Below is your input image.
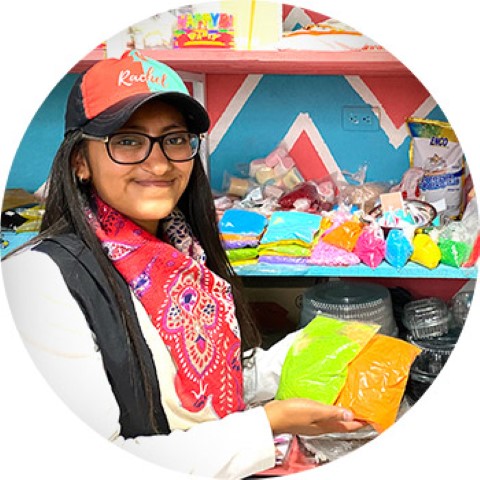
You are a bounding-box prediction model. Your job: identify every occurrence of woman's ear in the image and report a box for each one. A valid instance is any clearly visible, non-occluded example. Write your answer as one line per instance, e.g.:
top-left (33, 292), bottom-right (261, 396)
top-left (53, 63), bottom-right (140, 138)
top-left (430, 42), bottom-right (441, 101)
top-left (72, 147), bottom-right (91, 182)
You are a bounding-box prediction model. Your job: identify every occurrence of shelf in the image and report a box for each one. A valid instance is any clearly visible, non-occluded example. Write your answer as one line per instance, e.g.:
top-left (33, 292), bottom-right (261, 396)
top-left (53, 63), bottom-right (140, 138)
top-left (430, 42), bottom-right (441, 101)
top-left (234, 261), bottom-right (477, 279)
top-left (3, 231), bottom-right (475, 279)
top-left (70, 48), bottom-right (412, 76)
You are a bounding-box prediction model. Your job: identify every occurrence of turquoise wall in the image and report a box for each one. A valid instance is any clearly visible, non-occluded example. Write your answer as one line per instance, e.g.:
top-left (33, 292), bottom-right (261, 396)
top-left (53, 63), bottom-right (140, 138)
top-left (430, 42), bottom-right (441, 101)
top-left (7, 74), bottom-right (78, 192)
top-left (6, 72), bottom-right (448, 193)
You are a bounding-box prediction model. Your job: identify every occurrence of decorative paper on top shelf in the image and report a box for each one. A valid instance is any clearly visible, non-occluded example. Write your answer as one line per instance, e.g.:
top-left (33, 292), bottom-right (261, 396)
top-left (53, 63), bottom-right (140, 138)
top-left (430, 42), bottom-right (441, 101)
top-left (174, 10), bottom-right (235, 49)
top-left (106, 1), bottom-right (282, 56)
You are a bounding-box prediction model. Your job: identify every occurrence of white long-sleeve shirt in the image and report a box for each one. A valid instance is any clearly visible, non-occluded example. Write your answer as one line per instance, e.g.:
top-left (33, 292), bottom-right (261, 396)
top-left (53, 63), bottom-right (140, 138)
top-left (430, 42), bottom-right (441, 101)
top-left (2, 249), bottom-right (298, 479)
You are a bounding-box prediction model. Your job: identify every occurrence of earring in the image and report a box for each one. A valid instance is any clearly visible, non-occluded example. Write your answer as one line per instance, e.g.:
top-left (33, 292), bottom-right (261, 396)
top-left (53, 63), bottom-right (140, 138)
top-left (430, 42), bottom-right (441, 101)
top-left (74, 172), bottom-right (90, 185)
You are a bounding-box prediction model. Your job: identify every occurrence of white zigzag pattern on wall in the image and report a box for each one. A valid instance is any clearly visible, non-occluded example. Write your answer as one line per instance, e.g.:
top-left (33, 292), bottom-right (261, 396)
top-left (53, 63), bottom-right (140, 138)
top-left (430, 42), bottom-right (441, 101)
top-left (281, 112), bottom-right (346, 182)
top-left (208, 74), bottom-right (263, 155)
top-left (345, 75), bottom-right (437, 149)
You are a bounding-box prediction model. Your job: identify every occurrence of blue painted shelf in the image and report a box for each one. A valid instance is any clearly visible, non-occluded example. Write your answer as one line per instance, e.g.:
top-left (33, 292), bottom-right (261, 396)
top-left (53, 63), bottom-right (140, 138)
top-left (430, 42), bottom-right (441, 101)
top-left (2, 231), bottom-right (476, 279)
top-left (1, 231), bottom-right (38, 258)
top-left (234, 261), bottom-right (477, 279)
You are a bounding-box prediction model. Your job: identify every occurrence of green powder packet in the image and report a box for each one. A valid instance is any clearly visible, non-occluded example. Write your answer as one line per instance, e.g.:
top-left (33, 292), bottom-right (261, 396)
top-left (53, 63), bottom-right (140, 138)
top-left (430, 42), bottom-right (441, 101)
top-left (276, 315), bottom-right (379, 404)
top-left (438, 238), bottom-right (472, 267)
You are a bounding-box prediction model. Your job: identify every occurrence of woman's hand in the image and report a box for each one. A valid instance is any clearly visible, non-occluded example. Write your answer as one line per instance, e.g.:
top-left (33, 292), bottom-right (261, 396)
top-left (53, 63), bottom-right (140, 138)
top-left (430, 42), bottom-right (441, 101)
top-left (264, 398), bottom-right (366, 436)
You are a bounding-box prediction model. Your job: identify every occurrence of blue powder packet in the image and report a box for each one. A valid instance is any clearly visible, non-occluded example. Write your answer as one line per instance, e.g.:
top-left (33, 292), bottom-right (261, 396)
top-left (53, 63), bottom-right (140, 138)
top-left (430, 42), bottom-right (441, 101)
top-left (385, 229), bottom-right (413, 269)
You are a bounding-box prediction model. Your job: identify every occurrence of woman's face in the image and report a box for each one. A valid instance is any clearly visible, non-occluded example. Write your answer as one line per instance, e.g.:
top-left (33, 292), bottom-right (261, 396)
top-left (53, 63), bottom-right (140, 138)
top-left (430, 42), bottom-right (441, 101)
top-left (75, 99), bottom-right (195, 235)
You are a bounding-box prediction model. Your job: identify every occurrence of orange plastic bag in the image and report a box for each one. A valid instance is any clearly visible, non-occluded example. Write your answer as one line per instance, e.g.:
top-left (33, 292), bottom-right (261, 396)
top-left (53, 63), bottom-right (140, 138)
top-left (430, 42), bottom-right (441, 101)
top-left (322, 220), bottom-right (363, 252)
top-left (335, 334), bottom-right (421, 432)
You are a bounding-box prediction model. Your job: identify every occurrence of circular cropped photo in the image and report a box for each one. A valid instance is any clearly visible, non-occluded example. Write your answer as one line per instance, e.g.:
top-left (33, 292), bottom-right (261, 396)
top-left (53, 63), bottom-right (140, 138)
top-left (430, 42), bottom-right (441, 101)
top-left (1, 1), bottom-right (477, 479)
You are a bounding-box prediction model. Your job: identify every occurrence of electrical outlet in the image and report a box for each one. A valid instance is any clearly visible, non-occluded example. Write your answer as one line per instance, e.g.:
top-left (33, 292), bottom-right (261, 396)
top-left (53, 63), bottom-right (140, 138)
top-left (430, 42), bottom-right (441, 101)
top-left (342, 106), bottom-right (380, 131)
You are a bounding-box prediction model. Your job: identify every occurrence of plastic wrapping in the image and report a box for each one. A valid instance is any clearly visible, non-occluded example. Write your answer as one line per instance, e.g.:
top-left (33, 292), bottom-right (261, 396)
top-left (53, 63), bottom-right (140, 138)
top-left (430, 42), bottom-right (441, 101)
top-left (225, 247), bottom-right (259, 264)
top-left (439, 238), bottom-right (472, 267)
top-left (410, 233), bottom-right (441, 269)
top-left (300, 399), bottom-right (411, 464)
top-left (437, 221), bottom-right (474, 267)
top-left (462, 197), bottom-right (480, 267)
top-left (353, 225), bottom-right (386, 268)
top-left (335, 334), bottom-right (421, 432)
top-left (258, 244), bottom-right (311, 258)
top-left (385, 229), bottom-right (413, 269)
top-left (337, 165), bottom-right (390, 212)
top-left (218, 208), bottom-right (267, 237)
top-left (261, 211), bottom-right (322, 245)
top-left (276, 316), bottom-right (379, 404)
top-left (278, 181), bottom-right (323, 212)
top-left (321, 220), bottom-right (363, 252)
top-left (308, 240), bottom-right (361, 266)
top-left (259, 255), bottom-right (308, 265)
top-left (222, 237), bottom-right (260, 249)
top-left (222, 172), bottom-right (257, 198)
top-left (407, 117), bottom-right (465, 219)
top-left (389, 167), bottom-right (424, 199)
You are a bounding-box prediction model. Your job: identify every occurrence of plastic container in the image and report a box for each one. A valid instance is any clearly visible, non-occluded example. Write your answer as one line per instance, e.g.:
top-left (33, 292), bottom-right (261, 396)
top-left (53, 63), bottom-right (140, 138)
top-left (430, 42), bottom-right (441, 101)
top-left (402, 297), bottom-right (449, 339)
top-left (451, 290), bottom-right (474, 327)
top-left (300, 280), bottom-right (398, 336)
top-left (406, 371), bottom-right (435, 403)
top-left (406, 331), bottom-right (458, 402)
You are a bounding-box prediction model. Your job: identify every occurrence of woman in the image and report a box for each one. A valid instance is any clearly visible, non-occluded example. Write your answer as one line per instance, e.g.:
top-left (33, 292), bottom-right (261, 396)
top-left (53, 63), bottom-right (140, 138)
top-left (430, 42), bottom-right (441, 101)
top-left (2, 50), bottom-right (364, 479)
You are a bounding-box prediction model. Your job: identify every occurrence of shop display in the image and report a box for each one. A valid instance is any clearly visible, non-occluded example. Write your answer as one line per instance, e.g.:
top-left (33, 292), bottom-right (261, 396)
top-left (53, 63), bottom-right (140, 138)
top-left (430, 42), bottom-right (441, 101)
top-left (213, 130), bottom-right (476, 274)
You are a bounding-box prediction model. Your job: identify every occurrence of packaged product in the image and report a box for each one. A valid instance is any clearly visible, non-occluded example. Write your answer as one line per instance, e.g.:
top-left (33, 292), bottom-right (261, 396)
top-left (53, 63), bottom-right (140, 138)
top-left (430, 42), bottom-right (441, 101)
top-left (276, 316), bottom-right (379, 404)
top-left (385, 229), bottom-right (413, 269)
top-left (353, 225), bottom-right (386, 268)
top-left (407, 118), bottom-right (465, 219)
top-left (335, 334), bottom-right (421, 432)
top-left (321, 220), bottom-right (363, 252)
top-left (437, 221), bottom-right (475, 267)
top-left (308, 240), bottom-right (361, 267)
top-left (410, 233), bottom-right (441, 269)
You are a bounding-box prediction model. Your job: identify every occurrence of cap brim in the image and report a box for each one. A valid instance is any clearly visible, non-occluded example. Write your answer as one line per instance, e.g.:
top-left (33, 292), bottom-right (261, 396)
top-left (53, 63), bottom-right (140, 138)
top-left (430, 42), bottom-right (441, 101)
top-left (82, 91), bottom-right (210, 136)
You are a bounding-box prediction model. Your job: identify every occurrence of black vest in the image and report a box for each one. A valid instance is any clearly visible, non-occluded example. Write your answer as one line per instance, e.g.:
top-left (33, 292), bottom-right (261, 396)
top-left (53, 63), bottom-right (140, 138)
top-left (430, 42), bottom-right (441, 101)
top-left (34, 233), bottom-right (171, 437)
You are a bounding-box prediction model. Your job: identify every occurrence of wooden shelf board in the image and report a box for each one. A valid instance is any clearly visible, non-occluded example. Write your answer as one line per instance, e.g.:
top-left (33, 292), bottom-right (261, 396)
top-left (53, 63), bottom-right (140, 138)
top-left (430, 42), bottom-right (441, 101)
top-left (70, 48), bottom-right (412, 76)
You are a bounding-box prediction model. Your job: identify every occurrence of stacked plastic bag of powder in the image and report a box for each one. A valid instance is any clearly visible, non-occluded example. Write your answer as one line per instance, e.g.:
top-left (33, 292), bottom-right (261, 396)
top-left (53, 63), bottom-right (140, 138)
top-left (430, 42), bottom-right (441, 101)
top-left (218, 209), bottom-right (268, 266)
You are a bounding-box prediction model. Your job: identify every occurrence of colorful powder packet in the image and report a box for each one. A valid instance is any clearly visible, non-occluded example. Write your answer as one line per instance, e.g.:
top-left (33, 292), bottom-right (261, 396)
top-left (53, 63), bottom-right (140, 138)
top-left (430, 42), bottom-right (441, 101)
top-left (276, 316), bottom-right (379, 405)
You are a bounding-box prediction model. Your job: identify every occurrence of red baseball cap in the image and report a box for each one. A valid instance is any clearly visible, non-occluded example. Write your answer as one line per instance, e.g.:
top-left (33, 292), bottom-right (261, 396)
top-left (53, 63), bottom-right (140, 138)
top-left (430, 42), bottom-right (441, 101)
top-left (65, 49), bottom-right (210, 135)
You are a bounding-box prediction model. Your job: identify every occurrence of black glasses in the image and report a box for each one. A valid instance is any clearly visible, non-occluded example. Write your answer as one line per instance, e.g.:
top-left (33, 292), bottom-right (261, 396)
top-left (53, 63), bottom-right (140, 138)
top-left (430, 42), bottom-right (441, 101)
top-left (82, 131), bottom-right (202, 165)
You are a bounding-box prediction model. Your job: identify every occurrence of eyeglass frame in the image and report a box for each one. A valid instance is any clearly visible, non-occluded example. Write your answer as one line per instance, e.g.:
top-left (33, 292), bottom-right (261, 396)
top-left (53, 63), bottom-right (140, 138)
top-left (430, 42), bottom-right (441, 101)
top-left (81, 131), bottom-right (204, 165)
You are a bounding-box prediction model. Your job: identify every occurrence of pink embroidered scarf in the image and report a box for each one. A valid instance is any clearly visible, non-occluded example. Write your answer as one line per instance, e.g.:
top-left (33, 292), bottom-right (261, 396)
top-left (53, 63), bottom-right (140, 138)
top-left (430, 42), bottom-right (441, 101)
top-left (87, 196), bottom-right (245, 418)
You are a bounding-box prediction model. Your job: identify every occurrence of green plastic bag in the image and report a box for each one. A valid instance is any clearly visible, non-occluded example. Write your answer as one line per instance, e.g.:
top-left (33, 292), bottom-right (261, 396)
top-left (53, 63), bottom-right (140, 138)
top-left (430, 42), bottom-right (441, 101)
top-left (276, 315), bottom-right (379, 404)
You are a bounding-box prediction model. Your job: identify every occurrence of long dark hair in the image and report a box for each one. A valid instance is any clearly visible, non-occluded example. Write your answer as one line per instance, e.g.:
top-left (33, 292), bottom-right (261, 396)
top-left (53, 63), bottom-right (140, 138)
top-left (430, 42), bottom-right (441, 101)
top-left (6, 128), bottom-right (261, 431)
